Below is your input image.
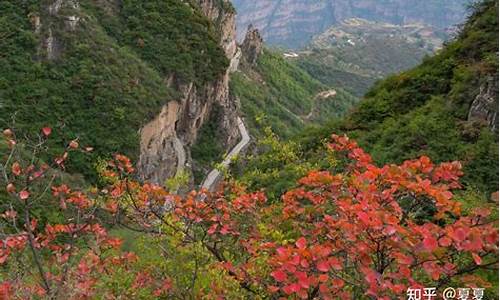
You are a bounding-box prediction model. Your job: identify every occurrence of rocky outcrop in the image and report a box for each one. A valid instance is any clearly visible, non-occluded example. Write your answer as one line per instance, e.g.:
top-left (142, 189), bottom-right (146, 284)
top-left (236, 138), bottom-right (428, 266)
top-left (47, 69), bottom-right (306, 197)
top-left (241, 25), bottom-right (264, 65)
top-left (138, 1), bottom-right (241, 187)
top-left (468, 74), bottom-right (499, 132)
top-left (232, 0), bottom-right (468, 48)
top-left (38, 0), bottom-right (82, 60)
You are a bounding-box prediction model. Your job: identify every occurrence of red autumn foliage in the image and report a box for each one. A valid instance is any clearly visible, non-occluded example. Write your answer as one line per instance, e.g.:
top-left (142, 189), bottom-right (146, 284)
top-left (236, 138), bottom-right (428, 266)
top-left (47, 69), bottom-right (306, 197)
top-left (0, 128), bottom-right (497, 299)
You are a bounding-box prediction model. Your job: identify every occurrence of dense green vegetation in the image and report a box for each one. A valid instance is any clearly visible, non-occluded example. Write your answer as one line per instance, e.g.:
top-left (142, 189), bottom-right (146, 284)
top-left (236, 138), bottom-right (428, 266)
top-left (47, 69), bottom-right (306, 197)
top-left (90, 0), bottom-right (228, 86)
top-left (0, 0), bottom-right (227, 180)
top-left (236, 0), bottom-right (499, 199)
top-left (231, 50), bottom-right (359, 138)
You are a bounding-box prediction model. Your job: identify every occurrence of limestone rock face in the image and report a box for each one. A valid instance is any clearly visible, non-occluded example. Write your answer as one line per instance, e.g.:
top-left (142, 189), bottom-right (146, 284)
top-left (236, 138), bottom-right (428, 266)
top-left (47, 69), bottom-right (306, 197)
top-left (138, 0), bottom-right (241, 186)
top-left (241, 25), bottom-right (264, 65)
top-left (39, 0), bottom-right (82, 60)
top-left (37, 0), bottom-right (82, 60)
top-left (468, 74), bottom-right (499, 132)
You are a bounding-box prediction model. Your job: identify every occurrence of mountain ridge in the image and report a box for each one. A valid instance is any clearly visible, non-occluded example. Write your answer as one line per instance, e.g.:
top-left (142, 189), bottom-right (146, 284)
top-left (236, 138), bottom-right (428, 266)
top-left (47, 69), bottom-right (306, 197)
top-left (293, 17), bottom-right (449, 96)
top-left (233, 0), bottom-right (469, 48)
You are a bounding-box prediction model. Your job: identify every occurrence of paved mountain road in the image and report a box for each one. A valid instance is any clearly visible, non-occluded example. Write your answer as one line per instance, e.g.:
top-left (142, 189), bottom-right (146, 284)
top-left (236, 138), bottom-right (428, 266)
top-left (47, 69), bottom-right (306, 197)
top-left (201, 117), bottom-right (250, 191)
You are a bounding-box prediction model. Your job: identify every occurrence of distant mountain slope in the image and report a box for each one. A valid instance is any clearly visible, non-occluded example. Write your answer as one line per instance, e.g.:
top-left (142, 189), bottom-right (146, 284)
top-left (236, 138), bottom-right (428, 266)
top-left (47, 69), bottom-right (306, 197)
top-left (232, 0), bottom-right (468, 48)
top-left (294, 18), bottom-right (448, 96)
top-left (236, 0), bottom-right (498, 201)
top-left (229, 28), bottom-right (358, 139)
top-left (299, 0), bottom-right (499, 194)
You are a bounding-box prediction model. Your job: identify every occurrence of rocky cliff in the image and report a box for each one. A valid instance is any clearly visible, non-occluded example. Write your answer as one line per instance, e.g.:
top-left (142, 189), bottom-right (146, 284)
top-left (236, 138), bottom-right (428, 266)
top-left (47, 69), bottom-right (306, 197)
top-left (232, 0), bottom-right (469, 48)
top-left (468, 73), bottom-right (499, 132)
top-left (38, 0), bottom-right (242, 185)
top-left (138, 0), bottom-right (241, 186)
top-left (240, 24), bottom-right (264, 65)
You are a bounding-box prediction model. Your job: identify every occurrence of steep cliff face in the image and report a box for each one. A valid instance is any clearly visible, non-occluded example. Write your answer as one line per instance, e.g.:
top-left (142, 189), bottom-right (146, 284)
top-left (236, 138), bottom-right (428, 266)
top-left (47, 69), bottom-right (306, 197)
top-left (138, 0), bottom-right (241, 185)
top-left (35, 0), bottom-right (242, 186)
top-left (232, 0), bottom-right (468, 48)
top-left (468, 73), bottom-right (499, 132)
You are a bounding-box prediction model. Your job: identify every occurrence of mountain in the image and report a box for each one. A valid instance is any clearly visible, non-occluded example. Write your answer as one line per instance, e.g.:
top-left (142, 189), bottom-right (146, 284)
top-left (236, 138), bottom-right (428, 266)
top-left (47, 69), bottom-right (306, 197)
top-left (189, 25), bottom-right (359, 184)
top-left (189, 24), bottom-right (360, 185)
top-left (318, 0), bottom-right (499, 195)
top-left (229, 26), bottom-right (359, 139)
top-left (232, 0), bottom-right (469, 49)
top-left (236, 0), bottom-right (498, 201)
top-left (0, 0), bottom-right (241, 185)
top-left (294, 18), bottom-right (449, 96)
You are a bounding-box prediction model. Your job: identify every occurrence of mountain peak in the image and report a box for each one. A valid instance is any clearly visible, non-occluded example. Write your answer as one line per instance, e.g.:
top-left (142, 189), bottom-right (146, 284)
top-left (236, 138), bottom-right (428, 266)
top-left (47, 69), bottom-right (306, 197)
top-left (241, 24), bottom-right (264, 65)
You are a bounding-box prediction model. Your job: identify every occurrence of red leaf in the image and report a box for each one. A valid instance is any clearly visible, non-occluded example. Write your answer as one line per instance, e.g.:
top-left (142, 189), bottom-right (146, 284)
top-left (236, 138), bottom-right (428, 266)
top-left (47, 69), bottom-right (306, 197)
top-left (276, 247), bottom-right (289, 259)
top-left (316, 260), bottom-right (330, 272)
top-left (271, 270), bottom-right (287, 282)
top-left (300, 258), bottom-right (309, 268)
top-left (41, 127), bottom-right (52, 137)
top-left (0, 282), bottom-right (12, 299)
top-left (438, 236), bottom-right (452, 247)
top-left (2, 129), bottom-right (13, 137)
top-left (332, 278), bottom-right (344, 289)
top-left (297, 289), bottom-right (308, 299)
top-left (69, 140), bottom-right (79, 149)
top-left (11, 163), bottom-right (21, 176)
top-left (296, 272), bottom-right (309, 289)
top-left (318, 274), bottom-right (329, 282)
top-left (422, 236), bottom-right (438, 252)
top-left (357, 211), bottom-right (370, 225)
top-left (19, 190), bottom-right (30, 200)
top-left (451, 227), bottom-right (468, 242)
top-left (329, 257), bottom-right (343, 270)
top-left (6, 183), bottom-right (15, 193)
top-left (282, 283), bottom-right (300, 295)
top-left (319, 283), bottom-right (329, 294)
top-left (393, 252), bottom-right (414, 265)
top-left (295, 237), bottom-right (307, 250)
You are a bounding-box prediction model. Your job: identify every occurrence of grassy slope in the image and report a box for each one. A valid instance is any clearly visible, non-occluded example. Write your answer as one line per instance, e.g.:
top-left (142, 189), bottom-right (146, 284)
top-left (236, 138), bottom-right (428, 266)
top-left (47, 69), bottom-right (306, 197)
top-left (230, 50), bottom-right (359, 138)
top-left (0, 0), bottom-right (227, 179)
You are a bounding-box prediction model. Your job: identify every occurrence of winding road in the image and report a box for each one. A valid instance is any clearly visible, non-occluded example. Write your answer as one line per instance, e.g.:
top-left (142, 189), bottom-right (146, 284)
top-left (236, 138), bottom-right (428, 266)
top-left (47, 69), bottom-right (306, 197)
top-left (201, 117), bottom-right (250, 191)
top-left (304, 89), bottom-right (337, 120)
